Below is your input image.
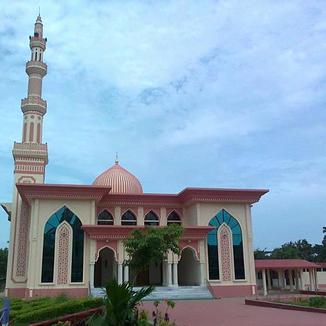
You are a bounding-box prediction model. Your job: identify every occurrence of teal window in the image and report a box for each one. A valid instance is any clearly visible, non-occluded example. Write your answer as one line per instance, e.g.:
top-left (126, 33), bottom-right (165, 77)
top-left (98, 210), bottom-right (114, 225)
top-left (41, 206), bottom-right (84, 283)
top-left (167, 211), bottom-right (181, 225)
top-left (207, 209), bottom-right (245, 280)
top-left (144, 211), bottom-right (159, 226)
top-left (121, 210), bottom-right (137, 226)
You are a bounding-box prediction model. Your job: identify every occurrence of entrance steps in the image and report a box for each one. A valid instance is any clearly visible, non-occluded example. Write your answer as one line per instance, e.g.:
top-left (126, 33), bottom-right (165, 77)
top-left (91, 286), bottom-right (213, 300)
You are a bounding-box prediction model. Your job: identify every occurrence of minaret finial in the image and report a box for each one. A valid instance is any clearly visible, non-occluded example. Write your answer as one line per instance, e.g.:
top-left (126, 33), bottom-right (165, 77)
top-left (115, 152), bottom-right (119, 164)
top-left (38, 6), bottom-right (40, 16)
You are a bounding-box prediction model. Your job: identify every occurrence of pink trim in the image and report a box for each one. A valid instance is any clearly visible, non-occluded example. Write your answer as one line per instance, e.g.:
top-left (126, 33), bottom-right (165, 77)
top-left (255, 259), bottom-right (320, 269)
top-left (210, 285), bottom-right (256, 297)
top-left (97, 207), bottom-right (114, 217)
top-left (7, 287), bottom-right (28, 298)
top-left (167, 208), bottom-right (183, 218)
top-left (29, 122), bottom-right (34, 142)
top-left (121, 207), bottom-right (138, 217)
top-left (16, 183), bottom-right (111, 205)
top-left (17, 176), bottom-right (36, 184)
top-left (32, 288), bottom-right (88, 298)
top-left (83, 225), bottom-right (213, 241)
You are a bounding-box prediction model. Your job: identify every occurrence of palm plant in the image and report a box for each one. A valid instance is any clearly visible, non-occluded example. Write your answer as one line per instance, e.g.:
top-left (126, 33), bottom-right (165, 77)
top-left (87, 280), bottom-right (153, 326)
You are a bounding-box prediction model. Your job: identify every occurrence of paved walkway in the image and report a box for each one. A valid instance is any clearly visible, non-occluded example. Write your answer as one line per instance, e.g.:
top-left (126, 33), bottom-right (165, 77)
top-left (142, 297), bottom-right (326, 326)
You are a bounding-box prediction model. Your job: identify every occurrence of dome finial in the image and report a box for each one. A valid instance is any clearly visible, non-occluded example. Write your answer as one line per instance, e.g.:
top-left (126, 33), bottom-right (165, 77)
top-left (115, 152), bottom-right (119, 165)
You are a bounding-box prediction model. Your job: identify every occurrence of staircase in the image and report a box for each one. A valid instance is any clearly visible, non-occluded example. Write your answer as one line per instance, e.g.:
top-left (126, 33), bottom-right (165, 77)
top-left (91, 286), bottom-right (213, 300)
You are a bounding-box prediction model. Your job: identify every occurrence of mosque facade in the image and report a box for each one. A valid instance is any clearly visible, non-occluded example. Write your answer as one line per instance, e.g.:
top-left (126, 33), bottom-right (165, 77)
top-left (1, 16), bottom-right (268, 299)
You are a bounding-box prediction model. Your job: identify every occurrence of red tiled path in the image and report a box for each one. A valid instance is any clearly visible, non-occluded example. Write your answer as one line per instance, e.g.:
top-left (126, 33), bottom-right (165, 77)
top-left (142, 297), bottom-right (326, 326)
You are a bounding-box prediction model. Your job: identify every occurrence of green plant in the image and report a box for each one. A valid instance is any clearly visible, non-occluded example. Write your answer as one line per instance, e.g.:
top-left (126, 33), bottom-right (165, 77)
top-left (87, 280), bottom-right (153, 326)
top-left (152, 300), bottom-right (177, 326)
top-left (308, 296), bottom-right (326, 308)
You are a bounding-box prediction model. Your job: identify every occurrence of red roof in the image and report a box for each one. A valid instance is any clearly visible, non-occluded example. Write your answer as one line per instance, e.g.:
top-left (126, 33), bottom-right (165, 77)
top-left (255, 259), bottom-right (320, 269)
top-left (317, 262), bottom-right (326, 268)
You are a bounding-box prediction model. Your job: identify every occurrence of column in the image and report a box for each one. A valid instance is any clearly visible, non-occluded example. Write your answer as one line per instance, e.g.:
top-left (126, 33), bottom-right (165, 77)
top-left (315, 268), bottom-right (319, 291)
top-left (173, 262), bottom-right (178, 287)
top-left (277, 270), bottom-right (283, 289)
top-left (289, 270), bottom-right (294, 292)
top-left (118, 263), bottom-right (123, 284)
top-left (89, 263), bottom-right (95, 289)
top-left (267, 269), bottom-right (272, 290)
top-left (308, 269), bottom-right (314, 291)
top-left (262, 269), bottom-right (268, 296)
top-left (124, 265), bottom-right (129, 283)
top-left (295, 270), bottom-right (299, 290)
top-left (299, 269), bottom-right (304, 290)
top-left (200, 262), bottom-right (206, 286)
top-left (167, 262), bottom-right (172, 286)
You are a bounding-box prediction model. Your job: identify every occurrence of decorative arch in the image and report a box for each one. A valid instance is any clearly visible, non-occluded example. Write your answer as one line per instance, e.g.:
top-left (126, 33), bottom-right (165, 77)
top-left (97, 209), bottom-right (114, 225)
top-left (95, 244), bottom-right (118, 262)
top-left (167, 211), bottom-right (181, 225)
top-left (144, 210), bottom-right (159, 226)
top-left (41, 206), bottom-right (84, 283)
top-left (121, 209), bottom-right (137, 226)
top-left (207, 209), bottom-right (245, 280)
top-left (178, 245), bottom-right (200, 262)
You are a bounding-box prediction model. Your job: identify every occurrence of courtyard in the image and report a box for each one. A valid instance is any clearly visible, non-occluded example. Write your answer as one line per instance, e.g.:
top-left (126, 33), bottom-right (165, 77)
top-left (142, 297), bottom-right (326, 326)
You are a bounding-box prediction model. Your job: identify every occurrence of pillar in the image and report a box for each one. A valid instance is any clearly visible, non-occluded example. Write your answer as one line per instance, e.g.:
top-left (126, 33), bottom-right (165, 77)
top-left (308, 269), bottom-right (314, 291)
top-left (315, 268), bottom-right (319, 291)
top-left (289, 270), bottom-right (294, 292)
top-left (267, 269), bottom-right (272, 290)
top-left (172, 262), bottom-right (178, 286)
top-left (200, 262), bottom-right (206, 286)
top-left (262, 269), bottom-right (268, 296)
top-left (277, 270), bottom-right (283, 289)
top-left (89, 263), bottom-right (95, 289)
top-left (124, 265), bottom-right (129, 283)
top-left (299, 269), bottom-right (304, 290)
top-left (118, 263), bottom-right (123, 285)
top-left (295, 270), bottom-right (299, 290)
top-left (167, 262), bottom-right (172, 286)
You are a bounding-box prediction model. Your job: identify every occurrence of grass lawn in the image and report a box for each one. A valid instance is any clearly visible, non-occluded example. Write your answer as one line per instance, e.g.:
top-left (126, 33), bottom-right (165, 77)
top-left (278, 296), bottom-right (326, 309)
top-left (0, 295), bottom-right (103, 325)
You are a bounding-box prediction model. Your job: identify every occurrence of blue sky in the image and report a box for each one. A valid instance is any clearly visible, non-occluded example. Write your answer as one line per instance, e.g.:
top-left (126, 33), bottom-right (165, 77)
top-left (0, 0), bottom-right (325, 250)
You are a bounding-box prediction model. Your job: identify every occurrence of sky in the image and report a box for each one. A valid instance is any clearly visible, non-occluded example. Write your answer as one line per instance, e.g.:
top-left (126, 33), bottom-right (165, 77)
top-left (0, 0), bottom-right (325, 250)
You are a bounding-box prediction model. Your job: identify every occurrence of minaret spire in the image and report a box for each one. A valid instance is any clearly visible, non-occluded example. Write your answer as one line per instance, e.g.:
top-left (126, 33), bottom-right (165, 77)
top-left (12, 15), bottom-right (48, 183)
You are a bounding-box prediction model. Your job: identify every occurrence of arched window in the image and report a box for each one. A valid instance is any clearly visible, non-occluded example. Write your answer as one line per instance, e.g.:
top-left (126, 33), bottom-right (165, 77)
top-left (207, 209), bottom-right (245, 280)
top-left (167, 211), bottom-right (181, 225)
top-left (144, 211), bottom-right (159, 226)
top-left (97, 210), bottom-right (114, 225)
top-left (121, 210), bottom-right (137, 226)
top-left (41, 206), bottom-right (84, 283)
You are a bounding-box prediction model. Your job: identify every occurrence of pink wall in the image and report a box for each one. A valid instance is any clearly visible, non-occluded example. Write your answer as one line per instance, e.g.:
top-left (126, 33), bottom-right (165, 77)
top-left (210, 285), bottom-right (256, 297)
top-left (7, 287), bottom-right (88, 299)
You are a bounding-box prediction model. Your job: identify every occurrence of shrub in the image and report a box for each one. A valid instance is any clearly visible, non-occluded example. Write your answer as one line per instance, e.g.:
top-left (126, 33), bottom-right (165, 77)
top-left (13, 297), bottom-right (103, 324)
top-left (308, 296), bottom-right (326, 308)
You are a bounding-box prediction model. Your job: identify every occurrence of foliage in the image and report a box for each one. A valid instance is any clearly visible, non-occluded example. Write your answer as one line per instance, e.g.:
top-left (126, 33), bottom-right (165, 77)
top-left (255, 227), bottom-right (326, 262)
top-left (87, 280), bottom-right (153, 326)
top-left (308, 296), bottom-right (326, 308)
top-left (0, 248), bottom-right (8, 286)
top-left (124, 224), bottom-right (183, 277)
top-left (152, 300), bottom-right (177, 326)
top-left (7, 296), bottom-right (103, 325)
top-left (254, 248), bottom-right (270, 259)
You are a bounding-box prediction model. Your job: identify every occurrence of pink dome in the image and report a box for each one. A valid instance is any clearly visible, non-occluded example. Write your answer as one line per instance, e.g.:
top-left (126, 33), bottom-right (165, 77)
top-left (93, 162), bottom-right (143, 194)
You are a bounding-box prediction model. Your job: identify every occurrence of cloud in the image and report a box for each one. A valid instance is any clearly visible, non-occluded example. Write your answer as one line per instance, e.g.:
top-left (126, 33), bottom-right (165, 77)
top-left (0, 0), bottom-right (325, 248)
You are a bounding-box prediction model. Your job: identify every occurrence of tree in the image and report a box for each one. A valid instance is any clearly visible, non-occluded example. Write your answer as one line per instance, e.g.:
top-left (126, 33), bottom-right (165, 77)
top-left (0, 248), bottom-right (8, 279)
top-left (323, 227), bottom-right (326, 246)
top-left (124, 224), bottom-right (183, 279)
top-left (254, 248), bottom-right (270, 259)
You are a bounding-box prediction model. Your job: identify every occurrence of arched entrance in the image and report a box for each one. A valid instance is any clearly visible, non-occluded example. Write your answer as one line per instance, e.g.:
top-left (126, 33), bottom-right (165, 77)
top-left (131, 261), bottom-right (163, 286)
top-left (178, 247), bottom-right (201, 286)
top-left (94, 247), bottom-right (117, 287)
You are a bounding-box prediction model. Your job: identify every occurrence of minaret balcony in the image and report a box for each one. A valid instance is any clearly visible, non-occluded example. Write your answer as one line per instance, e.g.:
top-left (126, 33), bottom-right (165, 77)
top-left (26, 61), bottom-right (47, 77)
top-left (21, 96), bottom-right (47, 115)
top-left (29, 37), bottom-right (46, 50)
top-left (13, 142), bottom-right (48, 164)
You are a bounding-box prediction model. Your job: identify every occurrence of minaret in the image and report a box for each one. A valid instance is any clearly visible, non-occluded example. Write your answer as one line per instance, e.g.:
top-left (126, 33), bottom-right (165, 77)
top-left (12, 14), bottom-right (48, 183)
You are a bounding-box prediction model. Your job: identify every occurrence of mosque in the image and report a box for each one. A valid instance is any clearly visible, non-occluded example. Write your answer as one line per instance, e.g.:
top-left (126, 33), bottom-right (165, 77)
top-left (1, 16), bottom-right (270, 299)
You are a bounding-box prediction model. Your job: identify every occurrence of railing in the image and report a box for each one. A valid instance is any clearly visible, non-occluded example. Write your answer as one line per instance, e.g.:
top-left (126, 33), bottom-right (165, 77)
top-left (21, 96), bottom-right (47, 108)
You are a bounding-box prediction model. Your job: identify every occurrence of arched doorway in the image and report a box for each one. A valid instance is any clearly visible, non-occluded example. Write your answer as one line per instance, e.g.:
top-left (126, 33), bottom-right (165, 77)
top-left (94, 248), bottom-right (117, 287)
top-left (178, 247), bottom-right (201, 286)
top-left (131, 261), bottom-right (163, 286)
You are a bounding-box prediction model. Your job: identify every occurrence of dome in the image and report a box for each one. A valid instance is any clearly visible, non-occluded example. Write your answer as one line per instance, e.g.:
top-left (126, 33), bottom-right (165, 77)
top-left (93, 161), bottom-right (143, 194)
